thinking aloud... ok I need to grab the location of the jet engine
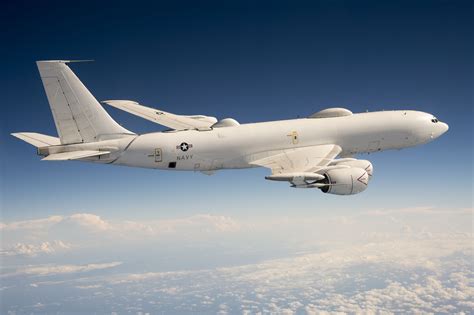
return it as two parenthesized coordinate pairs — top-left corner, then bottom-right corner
(330, 159), (373, 179)
(318, 167), (369, 195)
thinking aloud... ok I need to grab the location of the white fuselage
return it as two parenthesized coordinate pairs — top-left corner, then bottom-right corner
(19, 61), (448, 185)
(90, 110), (447, 171)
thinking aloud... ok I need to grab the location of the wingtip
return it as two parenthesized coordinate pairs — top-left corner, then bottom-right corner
(36, 59), (94, 64)
(101, 100), (139, 106)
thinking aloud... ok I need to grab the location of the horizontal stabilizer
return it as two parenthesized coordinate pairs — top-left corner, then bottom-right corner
(42, 150), (110, 161)
(11, 132), (61, 147)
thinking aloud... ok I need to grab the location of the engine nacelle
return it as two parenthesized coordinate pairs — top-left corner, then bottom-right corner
(319, 167), (369, 195)
(331, 159), (373, 180)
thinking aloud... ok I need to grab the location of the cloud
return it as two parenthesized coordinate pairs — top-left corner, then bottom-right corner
(0, 213), (241, 236)
(1, 207), (471, 314)
(75, 284), (103, 289)
(129, 238), (472, 313)
(0, 213), (112, 234)
(0, 240), (71, 257)
(0, 213), (242, 249)
(1, 206), (472, 263)
(10, 236), (470, 314)
(0, 215), (63, 231)
(67, 213), (111, 231)
(2, 261), (122, 278)
(151, 214), (241, 234)
(363, 206), (474, 216)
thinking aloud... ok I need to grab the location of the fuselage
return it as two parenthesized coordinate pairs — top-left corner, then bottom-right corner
(99, 110), (447, 171)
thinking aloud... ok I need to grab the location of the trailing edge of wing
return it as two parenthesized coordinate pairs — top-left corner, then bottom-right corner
(102, 100), (217, 130)
(42, 150), (110, 161)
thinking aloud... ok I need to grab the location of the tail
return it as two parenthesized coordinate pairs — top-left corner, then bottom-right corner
(36, 60), (134, 144)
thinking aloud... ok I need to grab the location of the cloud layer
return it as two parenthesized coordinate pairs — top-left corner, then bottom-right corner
(3, 261), (122, 278)
(2, 237), (472, 314)
(0, 240), (71, 257)
(1, 207), (472, 314)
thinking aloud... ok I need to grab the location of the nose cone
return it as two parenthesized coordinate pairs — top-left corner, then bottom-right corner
(432, 121), (449, 139)
(438, 122), (449, 136)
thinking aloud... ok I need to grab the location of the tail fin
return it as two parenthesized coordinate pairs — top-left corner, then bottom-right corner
(36, 60), (134, 144)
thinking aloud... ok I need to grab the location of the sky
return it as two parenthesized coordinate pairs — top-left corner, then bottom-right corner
(0, 0), (472, 314)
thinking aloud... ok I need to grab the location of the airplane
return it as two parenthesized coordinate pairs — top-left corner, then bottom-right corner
(12, 60), (449, 195)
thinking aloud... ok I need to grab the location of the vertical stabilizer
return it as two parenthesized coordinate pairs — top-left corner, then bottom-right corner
(37, 60), (134, 144)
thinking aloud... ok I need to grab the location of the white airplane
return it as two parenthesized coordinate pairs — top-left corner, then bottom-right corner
(12, 60), (448, 195)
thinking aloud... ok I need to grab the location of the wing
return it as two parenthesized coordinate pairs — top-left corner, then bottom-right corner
(102, 100), (217, 131)
(250, 144), (342, 187)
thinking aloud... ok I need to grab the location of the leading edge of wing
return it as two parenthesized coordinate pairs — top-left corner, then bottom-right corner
(102, 100), (216, 131)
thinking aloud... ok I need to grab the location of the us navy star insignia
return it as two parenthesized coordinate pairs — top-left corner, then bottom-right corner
(177, 142), (193, 152)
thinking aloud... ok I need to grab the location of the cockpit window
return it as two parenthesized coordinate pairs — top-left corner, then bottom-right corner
(431, 117), (439, 123)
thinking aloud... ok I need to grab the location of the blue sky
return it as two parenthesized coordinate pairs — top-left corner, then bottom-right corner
(0, 1), (472, 313)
